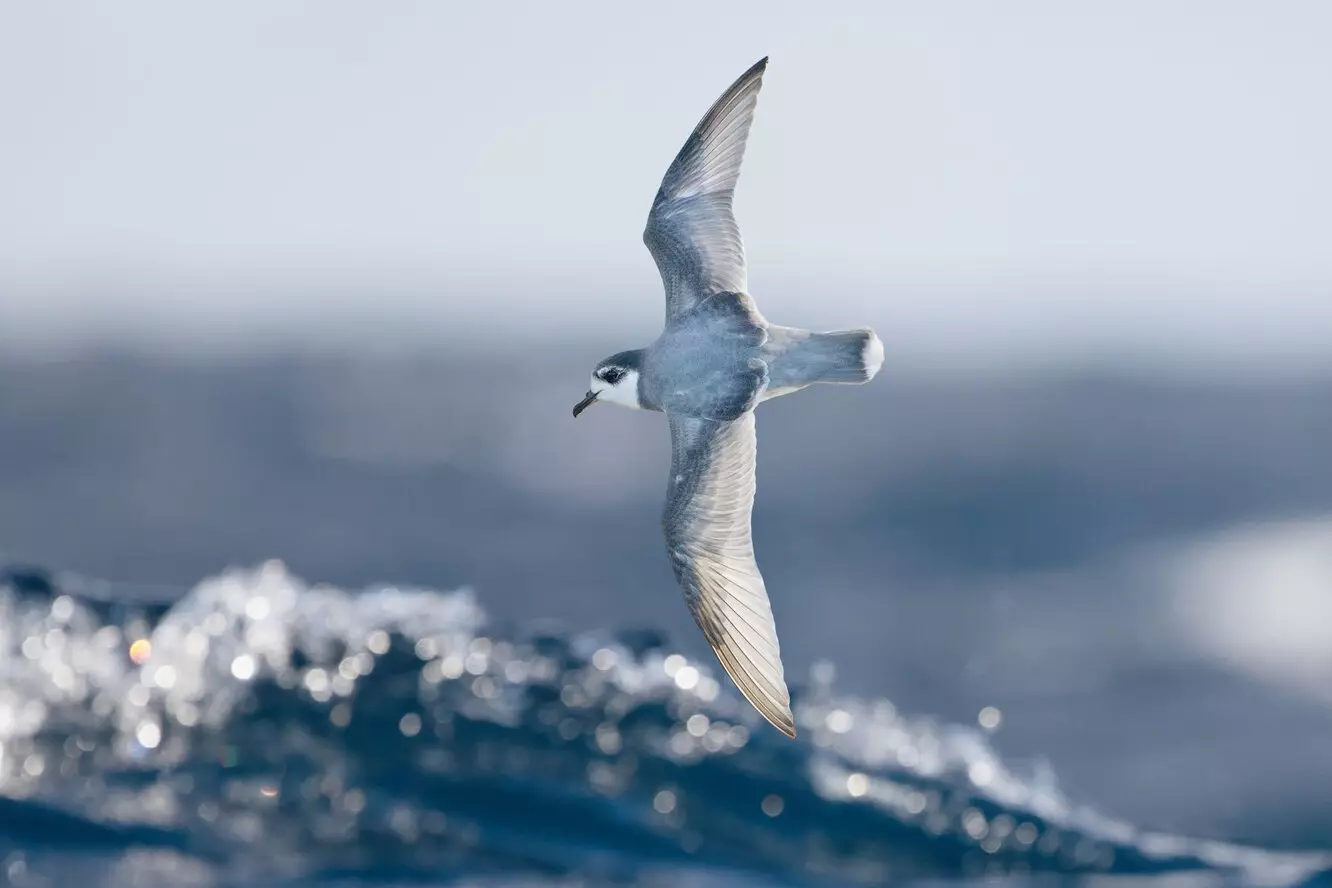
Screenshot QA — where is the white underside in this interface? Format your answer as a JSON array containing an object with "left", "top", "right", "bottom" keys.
[
  {"left": 862, "top": 330, "right": 885, "bottom": 381},
  {"left": 757, "top": 383, "right": 808, "bottom": 402}
]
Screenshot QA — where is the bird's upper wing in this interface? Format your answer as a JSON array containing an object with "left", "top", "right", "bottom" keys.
[
  {"left": 644, "top": 57, "right": 768, "bottom": 325},
  {"left": 662, "top": 410, "right": 794, "bottom": 738}
]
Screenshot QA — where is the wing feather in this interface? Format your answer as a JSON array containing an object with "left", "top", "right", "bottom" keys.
[
  {"left": 644, "top": 57, "right": 768, "bottom": 324},
  {"left": 662, "top": 411, "right": 794, "bottom": 738}
]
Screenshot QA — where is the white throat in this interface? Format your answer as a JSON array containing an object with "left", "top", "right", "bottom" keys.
[{"left": 592, "top": 369, "right": 643, "bottom": 410}]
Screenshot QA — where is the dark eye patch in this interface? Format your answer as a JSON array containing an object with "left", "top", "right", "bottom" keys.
[{"left": 601, "top": 367, "right": 626, "bottom": 385}]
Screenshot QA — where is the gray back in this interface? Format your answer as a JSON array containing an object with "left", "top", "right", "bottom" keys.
[{"left": 642, "top": 291, "right": 769, "bottom": 421}]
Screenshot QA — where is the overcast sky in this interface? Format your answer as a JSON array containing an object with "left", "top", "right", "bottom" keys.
[{"left": 2, "top": 1, "right": 1330, "bottom": 373}]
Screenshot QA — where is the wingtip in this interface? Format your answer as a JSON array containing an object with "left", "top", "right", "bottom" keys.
[
  {"left": 751, "top": 700, "right": 796, "bottom": 739},
  {"left": 707, "top": 637, "right": 797, "bottom": 740}
]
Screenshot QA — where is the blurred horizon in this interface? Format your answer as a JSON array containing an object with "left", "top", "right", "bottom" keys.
[
  {"left": 4, "top": 346, "right": 1332, "bottom": 849},
  {"left": 4, "top": 1, "right": 1332, "bottom": 378}
]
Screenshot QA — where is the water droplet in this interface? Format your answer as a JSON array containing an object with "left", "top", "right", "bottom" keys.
[
  {"left": 153, "top": 665, "right": 177, "bottom": 690},
  {"left": 978, "top": 706, "right": 1002, "bottom": 731},
  {"left": 963, "top": 807, "right": 989, "bottom": 840},
  {"left": 503, "top": 660, "right": 528, "bottom": 683},
  {"left": 135, "top": 722, "right": 161, "bottom": 750},
  {"left": 304, "top": 668, "right": 329, "bottom": 694},
  {"left": 367, "top": 630, "right": 390, "bottom": 655},
  {"left": 810, "top": 660, "right": 836, "bottom": 685},
  {"left": 130, "top": 639, "right": 153, "bottom": 665},
  {"left": 439, "top": 654, "right": 465, "bottom": 679},
  {"left": 826, "top": 709, "right": 853, "bottom": 733},
  {"left": 595, "top": 724, "right": 622, "bottom": 755},
  {"left": 231, "top": 654, "right": 256, "bottom": 681},
  {"left": 245, "top": 597, "right": 271, "bottom": 620},
  {"left": 674, "top": 666, "right": 699, "bottom": 691},
  {"left": 50, "top": 596, "right": 74, "bottom": 622}
]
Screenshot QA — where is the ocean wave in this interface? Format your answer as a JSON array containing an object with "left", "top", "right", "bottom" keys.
[{"left": 0, "top": 561, "right": 1328, "bottom": 888}]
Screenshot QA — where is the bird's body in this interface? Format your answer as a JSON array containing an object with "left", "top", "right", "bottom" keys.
[{"left": 573, "top": 57, "right": 882, "bottom": 739}]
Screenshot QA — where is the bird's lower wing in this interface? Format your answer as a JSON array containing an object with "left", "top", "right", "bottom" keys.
[{"left": 662, "top": 411, "right": 794, "bottom": 738}]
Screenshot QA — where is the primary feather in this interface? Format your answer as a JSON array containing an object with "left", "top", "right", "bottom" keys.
[
  {"left": 663, "top": 412, "right": 795, "bottom": 738},
  {"left": 643, "top": 57, "right": 768, "bottom": 325}
]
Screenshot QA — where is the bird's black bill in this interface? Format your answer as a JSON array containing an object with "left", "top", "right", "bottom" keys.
[{"left": 572, "top": 391, "right": 598, "bottom": 417}]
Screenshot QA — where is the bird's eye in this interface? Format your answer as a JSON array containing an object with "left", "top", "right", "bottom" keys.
[{"left": 602, "top": 367, "right": 625, "bottom": 385}]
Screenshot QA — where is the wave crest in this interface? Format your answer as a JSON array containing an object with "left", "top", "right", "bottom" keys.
[{"left": 0, "top": 561, "right": 1327, "bottom": 886}]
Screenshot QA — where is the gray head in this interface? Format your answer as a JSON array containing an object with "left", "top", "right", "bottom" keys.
[{"left": 572, "top": 349, "right": 645, "bottom": 417}]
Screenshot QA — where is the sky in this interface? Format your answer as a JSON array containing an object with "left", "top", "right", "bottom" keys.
[{"left": 2, "top": 1, "right": 1330, "bottom": 373}]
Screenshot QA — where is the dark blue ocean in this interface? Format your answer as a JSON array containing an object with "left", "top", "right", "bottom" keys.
[
  {"left": 0, "top": 558, "right": 1328, "bottom": 888},
  {"left": 2, "top": 354, "right": 1332, "bottom": 887}
]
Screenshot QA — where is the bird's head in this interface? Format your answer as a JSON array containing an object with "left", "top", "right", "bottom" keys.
[{"left": 573, "top": 350, "right": 645, "bottom": 417}]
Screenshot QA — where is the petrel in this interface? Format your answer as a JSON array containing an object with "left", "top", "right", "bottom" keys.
[{"left": 573, "top": 57, "right": 883, "bottom": 738}]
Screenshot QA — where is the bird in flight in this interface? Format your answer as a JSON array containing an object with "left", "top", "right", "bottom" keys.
[{"left": 572, "top": 57, "right": 883, "bottom": 738}]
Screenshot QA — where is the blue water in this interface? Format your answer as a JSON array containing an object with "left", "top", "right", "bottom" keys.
[{"left": 1, "top": 561, "right": 1329, "bottom": 888}]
